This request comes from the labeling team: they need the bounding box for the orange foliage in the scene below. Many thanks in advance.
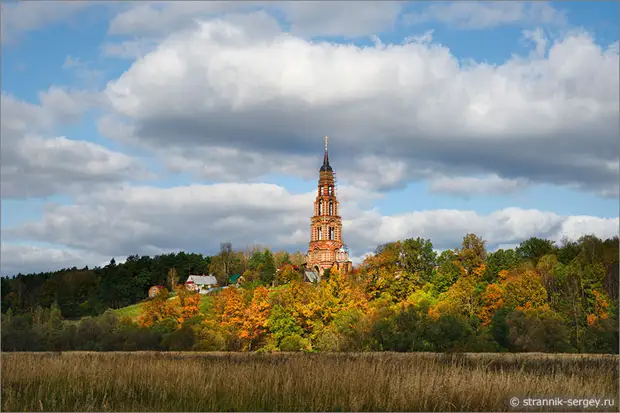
[593,290,609,320]
[239,287,271,350]
[498,270,509,282]
[479,283,504,326]
[138,288,179,328]
[428,306,440,321]
[472,263,486,278]
[214,287,245,329]
[587,314,599,327]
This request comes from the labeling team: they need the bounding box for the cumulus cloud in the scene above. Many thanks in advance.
[100,15,619,196]
[0,92,145,199]
[5,183,617,276]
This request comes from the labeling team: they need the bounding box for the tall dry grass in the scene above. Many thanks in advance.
[2,352,618,412]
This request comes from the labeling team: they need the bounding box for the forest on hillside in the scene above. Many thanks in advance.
[1,234,618,353]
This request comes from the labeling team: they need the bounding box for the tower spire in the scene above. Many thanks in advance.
[321,136,332,172]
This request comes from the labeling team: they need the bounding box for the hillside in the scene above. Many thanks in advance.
[112,294,215,321]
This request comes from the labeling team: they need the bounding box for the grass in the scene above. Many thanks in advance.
[111,295,214,321]
[2,352,618,412]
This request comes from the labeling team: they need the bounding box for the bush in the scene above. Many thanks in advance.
[279,334,311,352]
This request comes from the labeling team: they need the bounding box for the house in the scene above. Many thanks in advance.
[185,274,218,294]
[148,285,166,298]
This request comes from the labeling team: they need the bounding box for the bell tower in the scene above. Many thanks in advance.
[307,137,352,277]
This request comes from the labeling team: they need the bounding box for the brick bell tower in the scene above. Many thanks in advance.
[307,137,353,278]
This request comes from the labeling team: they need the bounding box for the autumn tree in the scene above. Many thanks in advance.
[240,287,271,350]
[456,233,487,276]
[213,287,245,329]
[276,264,302,285]
[479,283,504,326]
[138,288,179,328]
[502,269,547,310]
[175,284,202,325]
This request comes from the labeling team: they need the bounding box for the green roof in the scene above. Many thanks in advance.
[228,273,241,283]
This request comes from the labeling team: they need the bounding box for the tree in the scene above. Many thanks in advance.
[267,305,304,349]
[276,264,302,285]
[167,268,179,292]
[175,284,202,326]
[248,250,266,271]
[456,233,487,275]
[260,250,276,285]
[431,250,461,294]
[479,283,503,326]
[209,243,241,285]
[401,237,437,283]
[240,287,271,350]
[506,306,574,352]
[138,288,178,328]
[516,237,556,265]
[502,269,547,310]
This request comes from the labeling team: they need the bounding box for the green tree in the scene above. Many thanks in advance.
[401,237,437,283]
[260,249,276,285]
[516,237,556,265]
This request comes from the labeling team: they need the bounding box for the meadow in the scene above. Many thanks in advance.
[2,352,618,412]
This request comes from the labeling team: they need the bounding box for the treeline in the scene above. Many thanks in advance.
[1,246,306,319]
[1,234,618,353]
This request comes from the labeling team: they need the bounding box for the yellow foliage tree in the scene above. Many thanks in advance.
[138,288,179,328]
[240,286,271,350]
[213,287,245,329]
[174,284,202,326]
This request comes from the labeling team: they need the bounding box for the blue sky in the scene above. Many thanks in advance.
[1,1,618,275]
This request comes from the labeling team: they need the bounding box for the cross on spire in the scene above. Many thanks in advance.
[325,136,329,151]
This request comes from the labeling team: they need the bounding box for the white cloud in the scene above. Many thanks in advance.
[99,16,618,196]
[0,92,145,199]
[5,183,617,275]
[107,1,401,38]
[404,2,566,30]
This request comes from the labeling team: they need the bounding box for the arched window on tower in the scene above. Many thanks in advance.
[318,201,322,215]
[329,200,333,215]
[328,186,332,195]
[329,227,334,240]
[318,227,322,240]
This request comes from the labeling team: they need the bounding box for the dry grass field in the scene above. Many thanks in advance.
[2,352,618,412]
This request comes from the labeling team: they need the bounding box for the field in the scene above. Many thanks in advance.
[2,352,618,412]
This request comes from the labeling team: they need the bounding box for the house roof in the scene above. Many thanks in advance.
[186,275,217,285]
[228,273,241,283]
[304,271,319,283]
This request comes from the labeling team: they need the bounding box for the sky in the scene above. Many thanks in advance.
[1,1,619,276]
